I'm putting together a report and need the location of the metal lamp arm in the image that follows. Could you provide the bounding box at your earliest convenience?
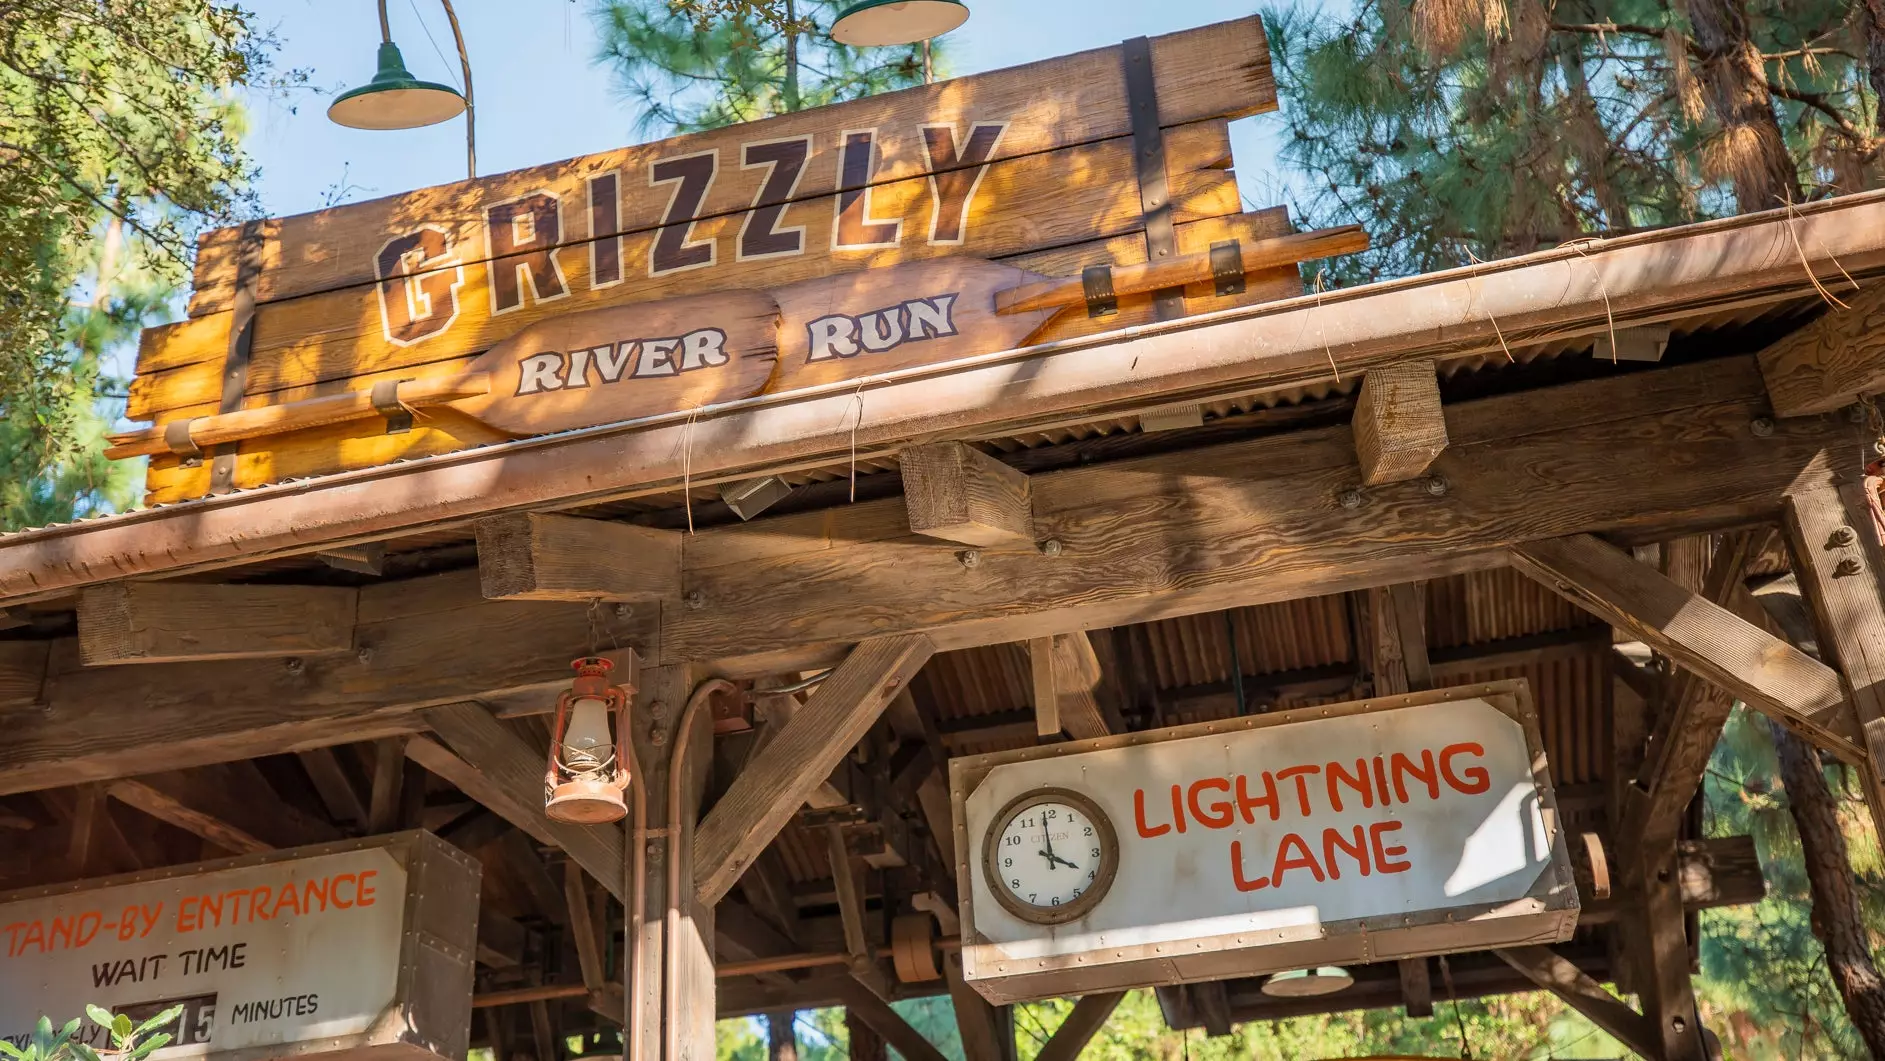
[372,0,475,178]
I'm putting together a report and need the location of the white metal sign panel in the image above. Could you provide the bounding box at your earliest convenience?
[953,682,1578,1002]
[0,843,412,1057]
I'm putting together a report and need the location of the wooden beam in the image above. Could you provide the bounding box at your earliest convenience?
[77,582,356,665]
[1757,281,1885,418]
[1366,581,1437,1013]
[1029,637,1058,738]
[826,825,875,980]
[107,764,342,854]
[366,737,407,834]
[1048,632,1119,740]
[1193,981,1233,1037]
[833,979,951,1061]
[1614,531,1762,855]
[1492,946,1659,1059]
[564,861,606,991]
[1033,992,1126,1061]
[899,442,1035,548]
[1397,956,1434,1019]
[1510,534,1859,752]
[476,512,682,602]
[1781,479,1885,830]
[297,746,369,828]
[478,906,527,968]
[1353,359,1446,486]
[945,952,1015,1061]
[693,634,934,906]
[495,828,570,928]
[404,713,626,901]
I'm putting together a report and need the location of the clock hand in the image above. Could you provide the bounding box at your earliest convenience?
[1037,849,1059,869]
[1049,853,1079,870]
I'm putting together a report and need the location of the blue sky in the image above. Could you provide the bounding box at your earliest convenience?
[237,0,1304,219]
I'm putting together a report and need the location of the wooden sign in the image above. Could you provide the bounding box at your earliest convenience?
[949,681,1578,1004]
[0,832,479,1061]
[120,16,1362,501]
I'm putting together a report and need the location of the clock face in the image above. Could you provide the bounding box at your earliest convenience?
[981,787,1117,925]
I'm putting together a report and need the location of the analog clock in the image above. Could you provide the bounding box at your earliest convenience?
[981,787,1118,925]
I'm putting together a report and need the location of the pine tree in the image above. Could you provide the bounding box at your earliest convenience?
[1262,0,1879,283]
[591,0,932,135]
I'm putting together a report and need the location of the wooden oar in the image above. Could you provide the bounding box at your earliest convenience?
[993,225,1369,315]
[108,258,1058,460]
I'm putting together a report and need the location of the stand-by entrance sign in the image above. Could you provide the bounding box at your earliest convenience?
[0,832,479,1061]
[950,680,1578,1003]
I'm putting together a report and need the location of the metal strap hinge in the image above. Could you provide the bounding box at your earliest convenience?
[1210,240,1246,296]
[164,419,204,466]
[1082,265,1119,318]
[371,379,414,434]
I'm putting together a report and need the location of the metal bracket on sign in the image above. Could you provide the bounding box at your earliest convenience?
[1121,35,1185,322]
[164,419,204,467]
[1210,240,1246,296]
[1082,265,1119,318]
[371,379,414,435]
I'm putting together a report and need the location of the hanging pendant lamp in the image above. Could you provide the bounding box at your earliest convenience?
[328,40,466,130]
[830,0,969,46]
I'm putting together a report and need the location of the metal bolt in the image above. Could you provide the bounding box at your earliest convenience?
[1828,527,1857,548]
[646,844,664,862]
[1337,487,1364,510]
[648,699,670,720]
[1424,475,1449,497]
[958,549,983,569]
[1835,558,1863,578]
[613,603,633,618]
[649,726,668,746]
[684,590,706,610]
[1750,417,1776,437]
[356,646,374,664]
[284,657,305,675]
[1038,539,1064,557]
[1850,405,1869,424]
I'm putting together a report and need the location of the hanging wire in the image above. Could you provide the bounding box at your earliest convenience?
[1224,610,1248,716]
[1439,954,1473,1060]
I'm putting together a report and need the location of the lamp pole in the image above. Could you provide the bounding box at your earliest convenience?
[433,0,475,179]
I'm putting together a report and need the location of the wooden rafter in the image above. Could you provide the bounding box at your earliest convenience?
[693,634,935,907]
[1757,282,1885,417]
[77,582,357,665]
[1492,946,1658,1059]
[1510,533,1859,753]
[107,763,341,854]
[1033,992,1127,1061]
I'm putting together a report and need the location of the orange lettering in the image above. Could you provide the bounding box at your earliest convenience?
[303,877,330,913]
[1187,777,1234,829]
[1133,789,1170,838]
[333,873,357,909]
[1169,785,1188,834]
[1234,772,1280,823]
[358,869,379,907]
[1391,749,1439,803]
[1439,742,1491,794]
[250,886,274,921]
[1373,755,1393,805]
[1369,820,1411,873]
[1275,764,1322,816]
[1229,840,1269,892]
[1321,825,1371,880]
[1270,832,1324,887]
[1326,758,1373,812]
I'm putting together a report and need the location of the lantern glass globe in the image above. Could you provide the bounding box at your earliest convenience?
[328,41,466,130]
[563,697,613,756]
[830,0,969,46]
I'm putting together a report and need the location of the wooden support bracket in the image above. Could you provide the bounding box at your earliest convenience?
[476,512,682,602]
[1493,946,1660,1059]
[1353,360,1447,486]
[900,442,1035,548]
[1757,281,1885,418]
[1034,992,1127,1061]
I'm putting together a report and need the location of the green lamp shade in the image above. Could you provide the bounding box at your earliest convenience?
[830,0,969,46]
[328,41,466,131]
[1259,966,1355,998]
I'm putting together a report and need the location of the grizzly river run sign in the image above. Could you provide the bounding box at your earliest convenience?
[0,833,479,1061]
[949,680,1579,1004]
[116,16,1367,494]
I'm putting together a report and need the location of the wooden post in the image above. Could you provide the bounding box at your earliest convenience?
[1030,637,1059,737]
[1368,581,1436,1016]
[946,952,1017,1061]
[766,1011,798,1061]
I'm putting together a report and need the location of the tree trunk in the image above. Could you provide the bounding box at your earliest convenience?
[1864,0,1885,132]
[1768,719,1885,1056]
[782,0,801,112]
[1684,0,1798,210]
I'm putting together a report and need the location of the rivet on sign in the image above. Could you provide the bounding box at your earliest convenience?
[1424,475,1449,497]
[1827,527,1857,548]
[958,549,983,569]
[1338,487,1364,510]
[1038,539,1064,557]
[1749,417,1775,437]
[684,590,707,609]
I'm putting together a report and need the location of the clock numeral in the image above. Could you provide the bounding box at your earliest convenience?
[1087,870,1095,880]
[1084,826,1093,836]
[1005,835,1020,846]
[1003,857,1012,867]
[1011,879,1020,887]
[1091,847,1100,857]
[1051,897,1061,906]
[1028,893,1037,903]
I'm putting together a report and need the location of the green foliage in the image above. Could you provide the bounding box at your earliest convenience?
[1262,0,1879,284]
[0,1,277,511]
[590,0,933,134]
[1696,706,1885,1059]
[0,1006,180,1061]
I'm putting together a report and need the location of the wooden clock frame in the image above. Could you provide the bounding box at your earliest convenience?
[979,785,1120,926]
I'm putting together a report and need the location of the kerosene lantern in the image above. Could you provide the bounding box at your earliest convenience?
[543,657,633,824]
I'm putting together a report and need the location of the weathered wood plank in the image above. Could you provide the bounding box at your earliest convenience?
[833,979,950,1061]
[410,704,627,901]
[1781,480,1885,830]
[477,512,683,602]
[1353,360,1446,486]
[900,442,1034,548]
[693,635,935,906]
[1033,992,1126,1061]
[1509,534,1858,752]
[136,124,1239,415]
[107,763,341,853]
[1028,637,1058,738]
[1758,282,1885,417]
[78,582,357,665]
[1492,946,1659,1058]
